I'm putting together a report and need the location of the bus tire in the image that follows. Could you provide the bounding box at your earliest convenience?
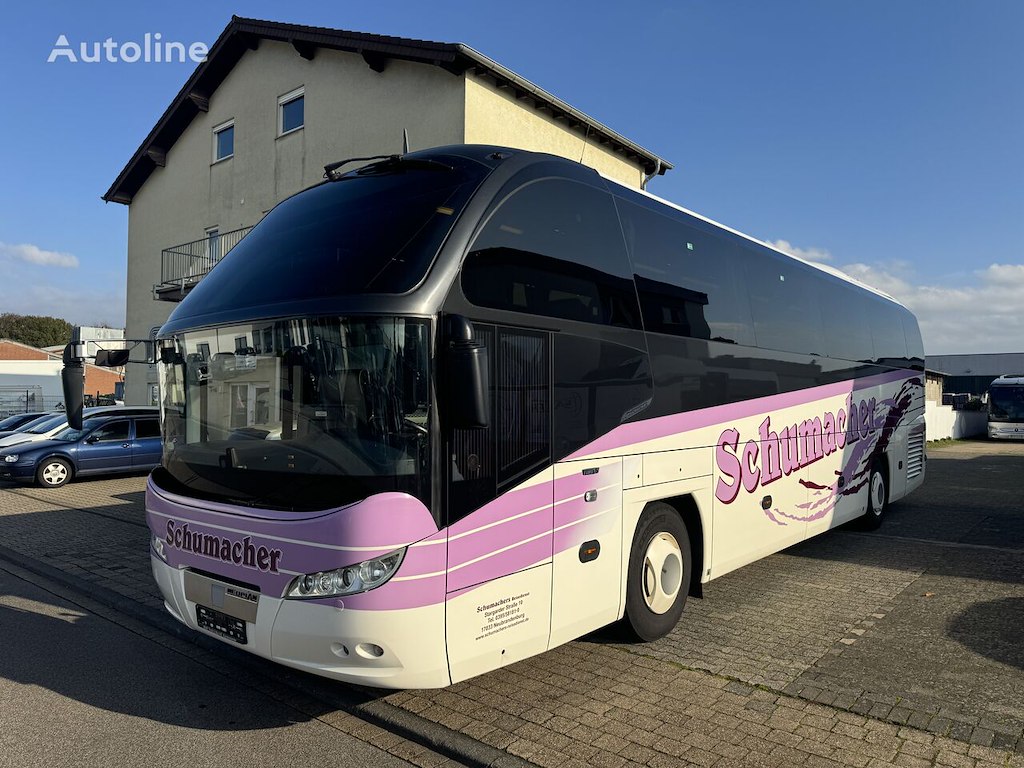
[623,503,691,641]
[860,461,888,530]
[36,457,72,488]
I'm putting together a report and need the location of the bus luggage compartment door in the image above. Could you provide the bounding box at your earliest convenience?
[549,456,623,648]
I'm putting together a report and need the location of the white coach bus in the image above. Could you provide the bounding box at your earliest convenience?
[987,375,1024,439]
[70,145,926,688]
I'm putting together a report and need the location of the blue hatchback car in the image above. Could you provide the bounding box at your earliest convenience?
[0,413,162,488]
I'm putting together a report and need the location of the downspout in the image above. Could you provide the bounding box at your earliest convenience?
[642,159,662,190]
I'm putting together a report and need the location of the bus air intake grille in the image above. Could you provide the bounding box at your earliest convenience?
[906,432,925,479]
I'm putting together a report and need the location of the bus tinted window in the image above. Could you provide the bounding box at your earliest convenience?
[462,179,641,329]
[745,248,825,356]
[902,311,925,369]
[818,279,874,362]
[868,299,909,364]
[174,158,488,319]
[616,197,754,345]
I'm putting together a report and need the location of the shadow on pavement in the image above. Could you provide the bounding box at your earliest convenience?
[947,596,1024,671]
[0,570,331,730]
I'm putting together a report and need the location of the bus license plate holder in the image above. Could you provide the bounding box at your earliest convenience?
[196,604,248,644]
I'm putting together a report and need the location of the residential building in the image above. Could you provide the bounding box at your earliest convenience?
[104,16,672,404]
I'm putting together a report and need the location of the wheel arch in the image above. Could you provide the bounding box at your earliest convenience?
[39,452,77,473]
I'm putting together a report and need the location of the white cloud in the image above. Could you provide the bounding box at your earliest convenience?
[0,241,79,269]
[769,239,833,264]
[809,257,1024,355]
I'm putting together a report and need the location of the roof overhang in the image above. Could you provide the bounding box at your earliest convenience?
[103,16,672,204]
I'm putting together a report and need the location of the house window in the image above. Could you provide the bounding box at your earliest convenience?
[213,120,234,162]
[278,87,304,136]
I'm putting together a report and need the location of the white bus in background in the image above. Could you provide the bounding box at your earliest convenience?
[987,375,1024,439]
[68,145,927,688]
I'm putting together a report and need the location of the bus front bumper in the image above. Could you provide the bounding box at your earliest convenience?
[151,554,451,689]
[988,424,1024,440]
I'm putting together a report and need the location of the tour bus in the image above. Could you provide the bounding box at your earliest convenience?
[987,375,1024,439]
[70,145,926,688]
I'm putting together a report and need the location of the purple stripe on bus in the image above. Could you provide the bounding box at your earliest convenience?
[148,480,439,550]
[447,480,552,534]
[554,507,616,552]
[449,506,552,568]
[554,460,622,499]
[565,369,912,461]
[447,536,552,593]
[340,572,448,610]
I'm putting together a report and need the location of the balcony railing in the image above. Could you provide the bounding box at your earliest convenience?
[153,226,253,301]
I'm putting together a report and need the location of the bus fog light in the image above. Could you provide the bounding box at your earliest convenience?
[286,548,406,599]
[331,642,350,658]
[356,643,384,659]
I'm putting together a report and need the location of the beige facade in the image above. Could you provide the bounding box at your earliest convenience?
[117,22,667,404]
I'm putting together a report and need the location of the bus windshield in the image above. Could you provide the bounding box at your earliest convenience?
[156,316,431,512]
[989,385,1024,422]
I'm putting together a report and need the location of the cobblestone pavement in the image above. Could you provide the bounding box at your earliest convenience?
[0,440,1022,768]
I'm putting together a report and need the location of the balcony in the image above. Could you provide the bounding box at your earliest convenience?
[153,226,253,302]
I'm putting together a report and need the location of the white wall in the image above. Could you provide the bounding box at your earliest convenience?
[925,401,987,440]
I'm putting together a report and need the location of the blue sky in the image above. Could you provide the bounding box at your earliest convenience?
[1,0,1021,354]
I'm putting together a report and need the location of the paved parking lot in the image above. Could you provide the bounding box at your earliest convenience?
[1,440,1022,768]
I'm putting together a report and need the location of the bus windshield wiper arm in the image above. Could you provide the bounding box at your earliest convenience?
[324,155,453,181]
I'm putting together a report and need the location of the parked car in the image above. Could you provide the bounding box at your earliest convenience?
[0,411,52,438]
[0,406,158,450]
[0,413,162,488]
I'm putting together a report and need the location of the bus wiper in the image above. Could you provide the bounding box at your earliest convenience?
[323,155,453,181]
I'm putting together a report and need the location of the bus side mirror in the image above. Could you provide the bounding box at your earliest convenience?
[445,316,489,430]
[95,349,132,367]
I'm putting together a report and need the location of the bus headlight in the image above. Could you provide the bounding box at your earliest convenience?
[286,548,406,599]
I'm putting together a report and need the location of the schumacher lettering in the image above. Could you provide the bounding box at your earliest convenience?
[165,520,283,573]
[715,393,880,504]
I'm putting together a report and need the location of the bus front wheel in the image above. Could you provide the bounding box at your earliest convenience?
[623,503,691,641]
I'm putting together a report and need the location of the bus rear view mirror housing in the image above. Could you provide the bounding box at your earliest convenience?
[95,349,132,367]
[445,315,489,430]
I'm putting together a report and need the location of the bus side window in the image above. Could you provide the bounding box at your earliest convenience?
[868,299,910,366]
[461,179,641,329]
[744,248,825,357]
[616,197,755,346]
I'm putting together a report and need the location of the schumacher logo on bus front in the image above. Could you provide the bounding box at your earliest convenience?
[165,520,283,573]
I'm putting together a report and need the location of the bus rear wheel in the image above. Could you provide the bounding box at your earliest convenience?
[860,461,888,530]
[623,503,691,641]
